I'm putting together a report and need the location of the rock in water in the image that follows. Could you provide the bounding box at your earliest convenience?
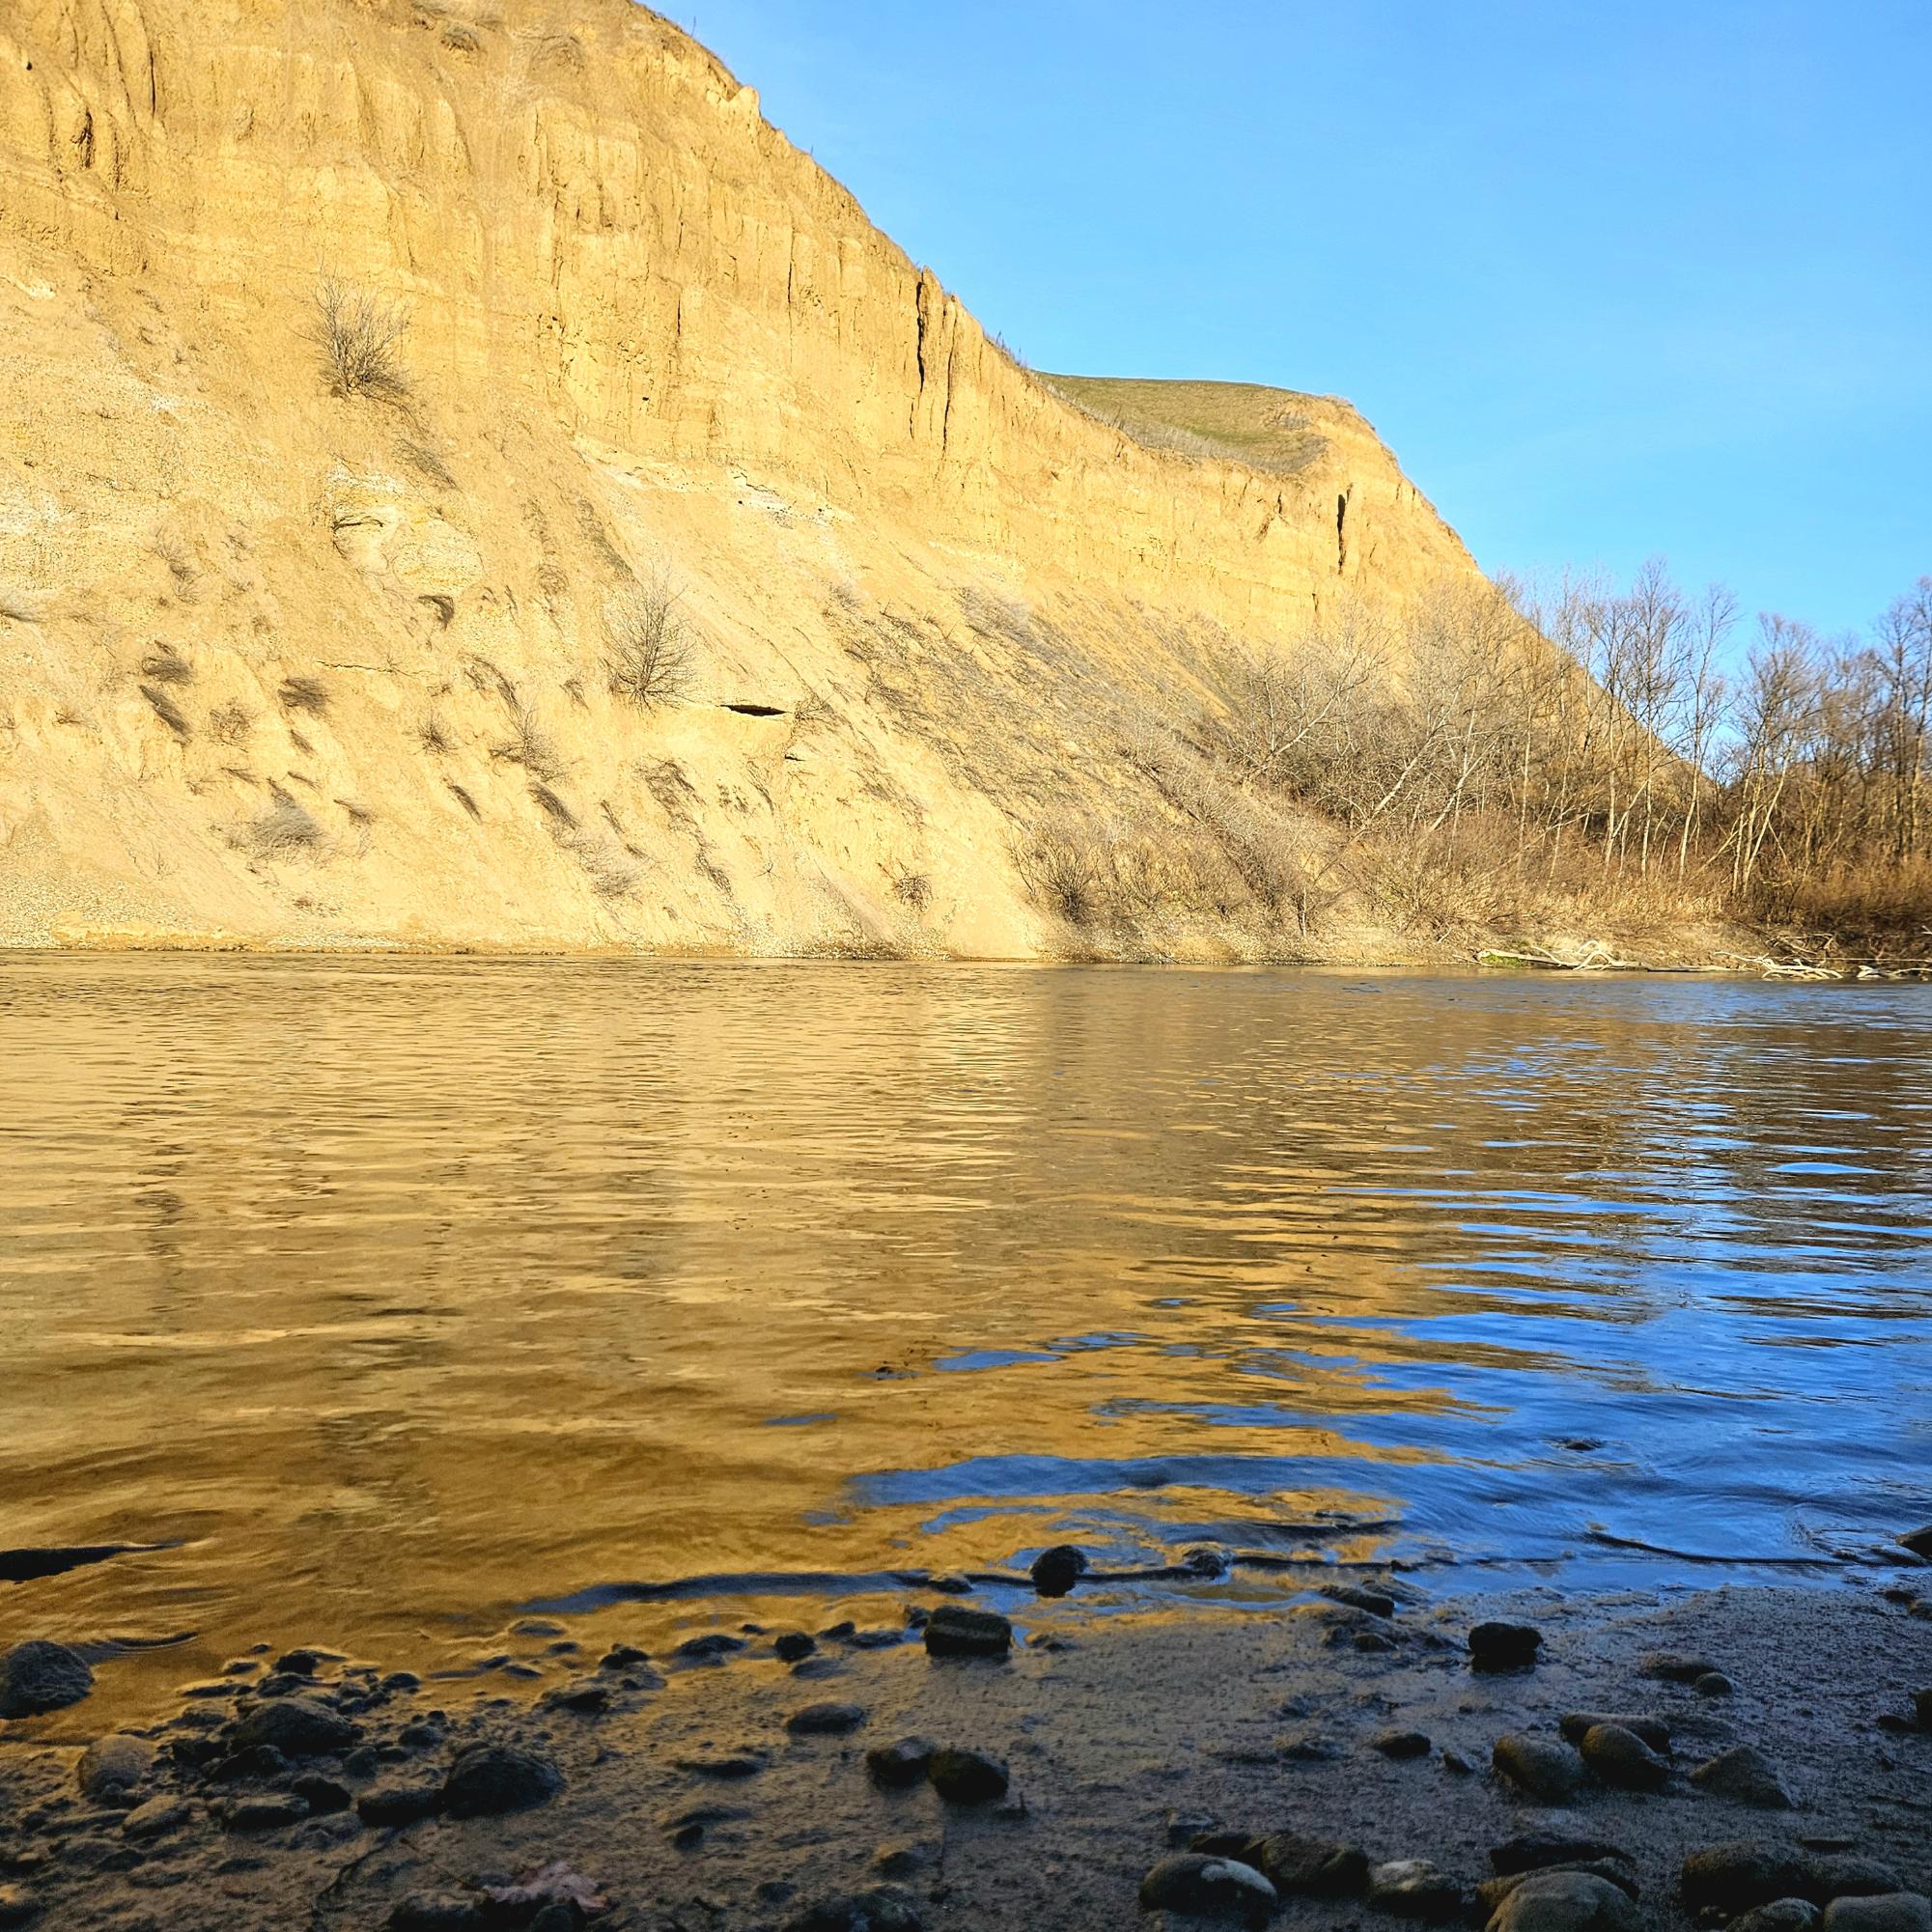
[921,1605,1012,1658]
[1682,1843,1816,1916]
[1579,1723,1670,1792]
[0,1640,95,1718]
[228,1695,356,1756]
[1139,1854,1278,1921]
[926,1746,1008,1804]
[441,1743,563,1817]
[1370,1860,1465,1920]
[1692,1747,1795,1809]
[773,1632,817,1663]
[1321,1582,1398,1618]
[1823,1900,1932,1932]
[785,1887,923,1932]
[1495,1733,1586,1804]
[77,1733,157,1803]
[1252,1833,1370,1896]
[1731,1905,1823,1932]
[1029,1545,1087,1597]
[1898,1526,1932,1559]
[1488,1871,1638,1932]
[1470,1622,1543,1670]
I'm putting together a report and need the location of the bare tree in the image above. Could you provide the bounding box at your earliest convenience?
[605,573,694,709]
[310,276,412,402]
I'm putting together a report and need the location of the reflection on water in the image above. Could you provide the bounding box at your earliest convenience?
[1,957,1928,1700]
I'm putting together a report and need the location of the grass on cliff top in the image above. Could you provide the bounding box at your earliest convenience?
[1040,375,1355,474]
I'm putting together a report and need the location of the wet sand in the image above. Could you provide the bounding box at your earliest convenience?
[3,1577,1930,1931]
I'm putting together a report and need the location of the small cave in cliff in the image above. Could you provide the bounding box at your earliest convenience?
[719,702,787,718]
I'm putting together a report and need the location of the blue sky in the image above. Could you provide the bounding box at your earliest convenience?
[668,2,1929,645]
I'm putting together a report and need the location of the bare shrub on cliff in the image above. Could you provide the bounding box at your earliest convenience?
[311,276,412,403]
[209,701,255,744]
[605,574,692,709]
[139,683,191,738]
[280,674,330,716]
[140,643,193,686]
[242,795,324,858]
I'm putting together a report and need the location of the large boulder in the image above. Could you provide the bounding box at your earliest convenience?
[1487,1871,1638,1932]
[0,1641,94,1718]
[441,1742,562,1818]
[1495,1733,1585,1804]
[921,1606,1011,1659]
[228,1696,356,1757]
[1579,1723,1669,1792]
[1470,1623,1543,1670]
[77,1733,158,1803]
[1139,1853,1277,1921]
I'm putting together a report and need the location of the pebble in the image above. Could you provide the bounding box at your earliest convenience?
[1639,1649,1722,1683]
[541,1679,610,1714]
[0,1642,95,1719]
[675,1748,769,1779]
[1250,1832,1370,1897]
[228,1695,356,1757]
[872,1838,938,1878]
[1682,1842,1816,1915]
[1488,1870,1637,1932]
[1692,1747,1795,1809]
[1369,1858,1465,1920]
[76,1734,157,1804]
[1372,1728,1432,1759]
[1470,1622,1543,1671]
[922,1605,1012,1659]
[1495,1733,1586,1804]
[1139,1853,1277,1920]
[785,1886,923,1932]
[273,1648,322,1676]
[290,1773,350,1814]
[673,1633,746,1663]
[1493,1838,1633,1879]
[121,1797,193,1840]
[386,1893,484,1932]
[787,1701,867,1736]
[441,1742,563,1817]
[1029,1544,1088,1597]
[866,1737,936,1789]
[773,1633,818,1663]
[1822,1900,1932,1932]
[222,1793,308,1832]
[1579,1723,1670,1792]
[1558,1712,1671,1752]
[791,1658,846,1682]
[1731,1905,1823,1932]
[357,1778,445,1826]
[926,1746,1008,1804]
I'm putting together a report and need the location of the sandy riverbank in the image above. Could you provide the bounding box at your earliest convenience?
[3,1575,1930,1932]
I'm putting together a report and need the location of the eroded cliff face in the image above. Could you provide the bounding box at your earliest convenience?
[0,0,1492,955]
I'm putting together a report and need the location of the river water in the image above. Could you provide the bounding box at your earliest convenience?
[2,957,1928,1706]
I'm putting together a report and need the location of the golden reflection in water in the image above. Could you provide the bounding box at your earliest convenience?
[1,956,1928,1715]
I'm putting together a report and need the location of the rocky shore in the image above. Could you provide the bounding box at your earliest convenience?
[3,1564,1930,1932]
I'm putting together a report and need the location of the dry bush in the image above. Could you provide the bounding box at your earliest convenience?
[335,798,376,826]
[241,796,324,857]
[153,536,199,600]
[492,700,562,783]
[416,714,453,754]
[400,439,458,490]
[529,782,575,826]
[447,781,482,820]
[140,643,193,686]
[209,701,254,744]
[562,829,647,899]
[280,675,329,716]
[139,684,190,737]
[1746,857,1932,938]
[893,872,932,911]
[310,277,412,403]
[605,574,693,708]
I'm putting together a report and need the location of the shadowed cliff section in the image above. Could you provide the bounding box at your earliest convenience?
[0,0,1523,958]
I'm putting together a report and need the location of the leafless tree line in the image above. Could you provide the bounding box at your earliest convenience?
[1201,563,1932,934]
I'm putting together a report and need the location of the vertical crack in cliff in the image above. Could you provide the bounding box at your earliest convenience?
[1335,490,1349,574]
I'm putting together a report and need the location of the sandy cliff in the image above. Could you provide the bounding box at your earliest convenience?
[0,0,1498,956]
